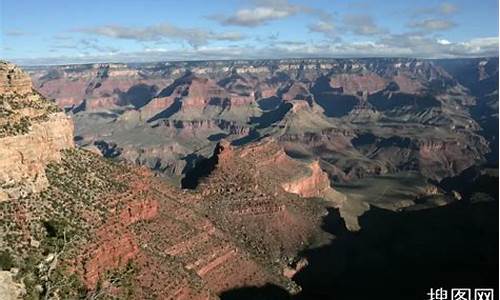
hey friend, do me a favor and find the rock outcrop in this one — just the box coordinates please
[0,61,74,201]
[282,160,339,200]
[0,271,25,300]
[0,113,74,200]
[0,62,32,95]
[30,63,170,111]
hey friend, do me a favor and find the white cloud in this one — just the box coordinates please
[437,39,451,45]
[233,7,294,25]
[342,14,386,36]
[308,21,335,34]
[12,36,498,65]
[210,0,329,27]
[449,37,499,55]
[212,5,300,27]
[414,2,459,16]
[5,30,32,37]
[411,19,456,31]
[76,23,245,48]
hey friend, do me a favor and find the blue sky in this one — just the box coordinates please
[0,0,498,64]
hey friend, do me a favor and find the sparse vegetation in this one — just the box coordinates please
[0,148,135,299]
[0,92,60,138]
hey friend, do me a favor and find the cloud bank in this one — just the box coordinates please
[14,35,498,65]
[4,0,498,65]
[76,23,244,48]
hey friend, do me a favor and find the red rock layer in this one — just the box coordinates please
[74,169,159,288]
[282,161,332,198]
[330,73,387,96]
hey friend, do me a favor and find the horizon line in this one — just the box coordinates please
[14,55,500,68]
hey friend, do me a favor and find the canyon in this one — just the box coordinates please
[26,58,498,217]
[27,58,496,186]
[0,57,498,299]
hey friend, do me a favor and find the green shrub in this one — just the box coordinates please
[0,250,15,270]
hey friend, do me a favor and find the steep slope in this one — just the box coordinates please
[436,57,499,163]
[1,146,331,299]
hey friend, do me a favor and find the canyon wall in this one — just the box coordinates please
[0,61,74,201]
[0,113,74,200]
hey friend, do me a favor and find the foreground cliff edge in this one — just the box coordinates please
[0,61,342,299]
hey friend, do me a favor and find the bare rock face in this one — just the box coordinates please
[0,271,25,300]
[282,160,335,199]
[0,62,74,200]
[330,73,387,96]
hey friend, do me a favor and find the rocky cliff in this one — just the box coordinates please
[0,62,32,95]
[0,61,74,201]
[282,160,339,199]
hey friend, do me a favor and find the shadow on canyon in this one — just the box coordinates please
[231,129,262,146]
[220,173,499,300]
[181,143,223,189]
[257,96,282,111]
[250,102,292,129]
